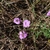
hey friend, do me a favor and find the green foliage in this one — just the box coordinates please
[30,23,50,39]
[35,31,42,39]
[35,28,50,39]
[41,27,50,38]
[35,23,50,39]
[27,0,50,39]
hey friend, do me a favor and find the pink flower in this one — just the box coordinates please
[19,31,27,40]
[47,10,50,16]
[13,18,20,24]
[23,20,30,28]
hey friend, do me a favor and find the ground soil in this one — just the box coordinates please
[0,0,50,50]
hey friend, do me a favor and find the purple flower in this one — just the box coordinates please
[23,20,30,28]
[13,18,20,24]
[19,31,27,40]
[47,10,50,16]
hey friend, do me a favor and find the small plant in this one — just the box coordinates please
[13,1,50,40]
[41,27,50,38]
[34,23,50,39]
[13,18,30,39]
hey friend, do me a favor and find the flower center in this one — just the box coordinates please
[16,20,19,22]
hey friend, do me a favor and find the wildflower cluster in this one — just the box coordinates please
[13,18,30,40]
[13,10,50,40]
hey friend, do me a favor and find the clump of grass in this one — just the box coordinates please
[27,0,50,39]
